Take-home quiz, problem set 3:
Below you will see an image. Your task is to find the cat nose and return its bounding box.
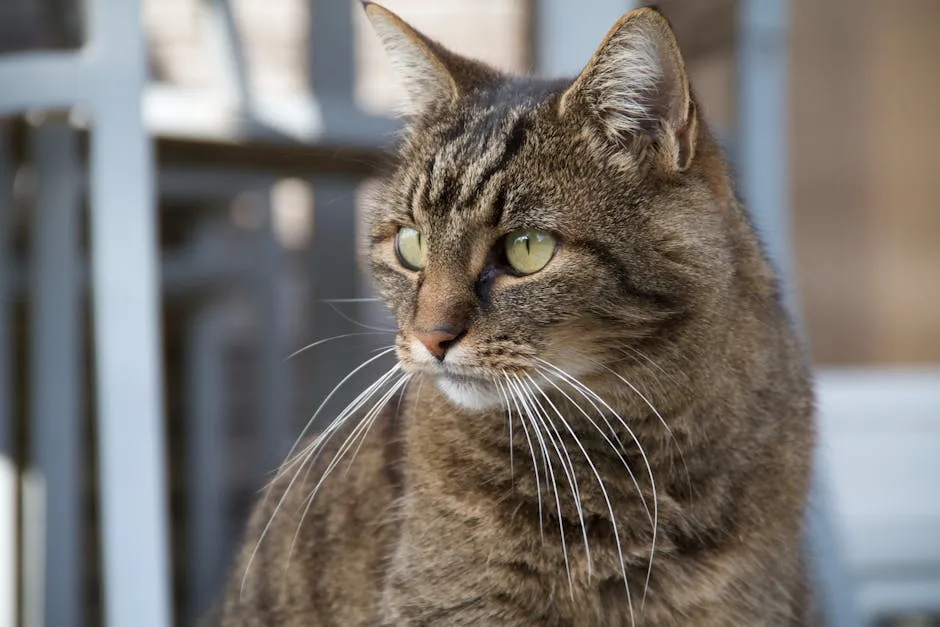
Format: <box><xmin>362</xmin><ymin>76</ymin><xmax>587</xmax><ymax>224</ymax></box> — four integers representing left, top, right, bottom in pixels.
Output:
<box><xmin>413</xmin><ymin>326</ymin><xmax>464</xmax><ymax>360</ymax></box>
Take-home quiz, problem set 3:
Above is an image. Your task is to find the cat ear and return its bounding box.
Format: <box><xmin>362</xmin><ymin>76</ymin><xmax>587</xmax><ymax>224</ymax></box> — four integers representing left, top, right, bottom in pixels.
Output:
<box><xmin>560</xmin><ymin>8</ymin><xmax>697</xmax><ymax>171</ymax></box>
<box><xmin>363</xmin><ymin>2</ymin><xmax>494</xmax><ymax>115</ymax></box>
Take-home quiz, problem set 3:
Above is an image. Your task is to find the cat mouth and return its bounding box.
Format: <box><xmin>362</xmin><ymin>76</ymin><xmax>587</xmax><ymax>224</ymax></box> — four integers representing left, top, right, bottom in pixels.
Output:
<box><xmin>433</xmin><ymin>369</ymin><xmax>503</xmax><ymax>411</ymax></box>
<box><xmin>438</xmin><ymin>370</ymin><xmax>491</xmax><ymax>385</ymax></box>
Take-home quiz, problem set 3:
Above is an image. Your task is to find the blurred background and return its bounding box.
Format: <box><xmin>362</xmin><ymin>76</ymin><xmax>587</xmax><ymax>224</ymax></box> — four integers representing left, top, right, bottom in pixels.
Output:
<box><xmin>0</xmin><ymin>0</ymin><xmax>937</xmax><ymax>626</ymax></box>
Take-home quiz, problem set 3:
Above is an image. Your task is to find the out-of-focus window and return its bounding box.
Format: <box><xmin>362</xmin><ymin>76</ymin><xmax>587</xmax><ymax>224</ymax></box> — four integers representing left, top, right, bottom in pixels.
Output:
<box><xmin>145</xmin><ymin>0</ymin><xmax>311</xmax><ymax>95</ymax></box>
<box><xmin>145</xmin><ymin>0</ymin><xmax>211</xmax><ymax>87</ymax></box>
<box><xmin>354</xmin><ymin>0</ymin><xmax>530</xmax><ymax>115</ymax></box>
<box><xmin>145</xmin><ymin>0</ymin><xmax>529</xmax><ymax>116</ymax></box>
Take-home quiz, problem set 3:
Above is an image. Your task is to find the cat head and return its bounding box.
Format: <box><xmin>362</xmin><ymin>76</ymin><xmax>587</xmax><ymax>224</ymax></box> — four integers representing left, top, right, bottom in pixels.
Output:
<box><xmin>364</xmin><ymin>3</ymin><xmax>740</xmax><ymax>411</ymax></box>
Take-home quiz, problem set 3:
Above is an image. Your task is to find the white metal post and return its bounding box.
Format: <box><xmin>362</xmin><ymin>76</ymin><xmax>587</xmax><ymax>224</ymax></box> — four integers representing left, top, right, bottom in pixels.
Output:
<box><xmin>0</xmin><ymin>124</ymin><xmax>16</xmax><ymax>627</ymax></box>
<box><xmin>85</xmin><ymin>0</ymin><xmax>172</xmax><ymax>623</ymax></box>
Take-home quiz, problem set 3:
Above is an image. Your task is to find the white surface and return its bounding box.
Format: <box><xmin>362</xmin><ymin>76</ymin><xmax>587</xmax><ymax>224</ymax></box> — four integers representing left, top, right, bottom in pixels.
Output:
<box><xmin>0</xmin><ymin>460</ymin><xmax>15</xmax><ymax>627</ymax></box>
<box><xmin>816</xmin><ymin>368</ymin><xmax>940</xmax><ymax>618</ymax></box>
<box><xmin>143</xmin><ymin>84</ymin><xmax>324</xmax><ymax>142</ymax></box>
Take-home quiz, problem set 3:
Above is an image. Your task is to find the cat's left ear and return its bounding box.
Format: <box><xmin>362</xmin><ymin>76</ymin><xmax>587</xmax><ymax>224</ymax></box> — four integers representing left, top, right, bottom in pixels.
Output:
<box><xmin>363</xmin><ymin>2</ymin><xmax>497</xmax><ymax>115</ymax></box>
<box><xmin>560</xmin><ymin>8</ymin><xmax>697</xmax><ymax>172</ymax></box>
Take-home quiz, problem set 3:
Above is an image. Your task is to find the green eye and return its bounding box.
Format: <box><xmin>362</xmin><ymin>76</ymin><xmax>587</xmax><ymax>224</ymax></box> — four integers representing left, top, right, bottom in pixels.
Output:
<box><xmin>504</xmin><ymin>229</ymin><xmax>557</xmax><ymax>275</ymax></box>
<box><xmin>395</xmin><ymin>226</ymin><xmax>427</xmax><ymax>270</ymax></box>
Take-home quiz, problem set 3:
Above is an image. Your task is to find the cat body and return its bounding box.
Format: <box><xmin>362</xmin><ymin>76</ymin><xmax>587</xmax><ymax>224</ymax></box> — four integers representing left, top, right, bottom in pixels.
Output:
<box><xmin>212</xmin><ymin>5</ymin><xmax>815</xmax><ymax>625</ymax></box>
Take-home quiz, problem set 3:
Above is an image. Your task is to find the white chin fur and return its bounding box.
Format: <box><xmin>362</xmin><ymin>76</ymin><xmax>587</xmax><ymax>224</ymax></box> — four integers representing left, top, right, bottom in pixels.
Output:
<box><xmin>435</xmin><ymin>376</ymin><xmax>503</xmax><ymax>411</ymax></box>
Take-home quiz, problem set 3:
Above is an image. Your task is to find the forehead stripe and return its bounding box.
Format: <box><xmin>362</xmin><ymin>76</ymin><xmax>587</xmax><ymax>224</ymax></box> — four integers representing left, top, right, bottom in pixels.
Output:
<box><xmin>460</xmin><ymin>115</ymin><xmax>528</xmax><ymax>210</ymax></box>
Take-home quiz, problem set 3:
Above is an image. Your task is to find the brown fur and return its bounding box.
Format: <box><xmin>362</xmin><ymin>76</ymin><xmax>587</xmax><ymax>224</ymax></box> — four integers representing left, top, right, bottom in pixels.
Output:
<box><xmin>211</xmin><ymin>5</ymin><xmax>815</xmax><ymax>625</ymax></box>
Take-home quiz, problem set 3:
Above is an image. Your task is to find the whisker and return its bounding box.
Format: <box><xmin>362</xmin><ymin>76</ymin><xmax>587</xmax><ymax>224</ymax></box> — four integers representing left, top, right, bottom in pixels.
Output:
<box><xmin>518</xmin><ymin>374</ymin><xmax>593</xmax><ymax>579</ymax></box>
<box><xmin>240</xmin><ymin>359</ymin><xmax>400</xmax><ymax>599</ymax></box>
<box><xmin>258</xmin><ymin>360</ymin><xmax>401</xmax><ymax>536</ymax></box>
<box><xmin>301</xmin><ymin>377</ymin><xmax>409</xmax><ymax>520</ymax></box>
<box><xmin>508</xmin><ymin>386</ymin><xmax>515</xmax><ymax>486</ymax></box>
<box><xmin>593</xmin><ymin>359</ymin><xmax>692</xmax><ymax>497</ymax></box>
<box><xmin>587</xmin><ymin>358</ymin><xmax>688</xmax><ymax>606</ymax></box>
<box><xmin>327</xmin><ymin>301</ymin><xmax>398</xmax><ymax>333</ymax></box>
<box><xmin>527</xmin><ymin>372</ymin><xmax>636</xmax><ymax>625</ymax></box>
<box><xmin>319</xmin><ymin>297</ymin><xmax>382</xmax><ymax>303</ymax></box>
<box><xmin>284</xmin><ymin>374</ymin><xmax>411</xmax><ymax>575</ymax></box>
<box><xmin>491</xmin><ymin>377</ymin><xmax>514</xmax><ymax>486</ymax></box>
<box><xmin>280</xmin><ymin>364</ymin><xmax>402</xmax><ymax>487</ymax></box>
<box><xmin>258</xmin><ymin>357</ymin><xmax>400</xmax><ymax>548</ymax></box>
<box><xmin>395</xmin><ymin>373</ymin><xmax>409</xmax><ymax>415</ymax></box>
<box><xmin>506</xmin><ymin>374</ymin><xmax>573</xmax><ymax>596</ymax></box>
<box><xmin>498</xmin><ymin>373</ymin><xmax>545</xmax><ymax>541</ymax></box>
<box><xmin>344</xmin><ymin>375</ymin><xmax>411</xmax><ymax>477</ymax></box>
<box><xmin>618</xmin><ymin>345</ymin><xmax>670</xmax><ymax>378</ymax></box>
<box><xmin>307</xmin><ymin>374</ymin><xmax>410</xmax><ymax>501</ymax></box>
<box><xmin>286</xmin><ymin>332</ymin><xmax>394</xmax><ymax>362</ymax></box>
<box><xmin>533</xmin><ymin>366</ymin><xmax>652</xmax><ymax>526</ymax></box>
<box><xmin>608</xmin><ymin>346</ymin><xmax>672</xmax><ymax>407</ymax></box>
<box><xmin>535</xmin><ymin>357</ymin><xmax>659</xmax><ymax>611</ymax></box>
<box><xmin>275</xmin><ymin>347</ymin><xmax>398</xmax><ymax>480</ymax></box>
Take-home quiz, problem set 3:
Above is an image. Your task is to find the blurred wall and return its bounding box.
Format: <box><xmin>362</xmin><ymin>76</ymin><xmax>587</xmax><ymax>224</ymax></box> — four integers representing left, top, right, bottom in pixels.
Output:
<box><xmin>791</xmin><ymin>0</ymin><xmax>940</xmax><ymax>365</ymax></box>
<box><xmin>661</xmin><ymin>0</ymin><xmax>940</xmax><ymax>367</ymax></box>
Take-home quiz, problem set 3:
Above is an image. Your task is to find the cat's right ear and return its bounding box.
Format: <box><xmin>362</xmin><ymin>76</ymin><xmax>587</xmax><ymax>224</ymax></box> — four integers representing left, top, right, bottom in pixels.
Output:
<box><xmin>363</xmin><ymin>2</ymin><xmax>494</xmax><ymax>115</ymax></box>
<box><xmin>559</xmin><ymin>8</ymin><xmax>697</xmax><ymax>172</ymax></box>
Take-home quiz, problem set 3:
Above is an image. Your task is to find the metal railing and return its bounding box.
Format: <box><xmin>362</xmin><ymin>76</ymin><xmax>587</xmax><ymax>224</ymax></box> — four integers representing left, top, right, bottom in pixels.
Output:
<box><xmin>0</xmin><ymin>0</ymin><xmax>168</xmax><ymax>625</ymax></box>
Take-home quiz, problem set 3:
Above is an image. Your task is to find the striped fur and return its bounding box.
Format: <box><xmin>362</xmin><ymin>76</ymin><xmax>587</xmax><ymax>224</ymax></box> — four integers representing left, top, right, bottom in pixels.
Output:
<box><xmin>211</xmin><ymin>4</ymin><xmax>815</xmax><ymax>626</ymax></box>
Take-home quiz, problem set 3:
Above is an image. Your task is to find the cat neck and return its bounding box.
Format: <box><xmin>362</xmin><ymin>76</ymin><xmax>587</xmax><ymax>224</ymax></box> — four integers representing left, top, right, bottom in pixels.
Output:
<box><xmin>398</xmin><ymin>372</ymin><xmax>697</xmax><ymax>526</ymax></box>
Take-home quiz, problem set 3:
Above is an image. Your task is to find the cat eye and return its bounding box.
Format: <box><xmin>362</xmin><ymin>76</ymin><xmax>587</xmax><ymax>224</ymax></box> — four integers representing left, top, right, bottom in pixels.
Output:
<box><xmin>504</xmin><ymin>229</ymin><xmax>557</xmax><ymax>275</ymax></box>
<box><xmin>395</xmin><ymin>226</ymin><xmax>428</xmax><ymax>271</ymax></box>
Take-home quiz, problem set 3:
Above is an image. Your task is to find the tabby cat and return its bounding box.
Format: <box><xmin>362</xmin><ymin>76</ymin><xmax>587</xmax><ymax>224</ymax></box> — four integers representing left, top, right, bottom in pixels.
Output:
<box><xmin>211</xmin><ymin>3</ymin><xmax>816</xmax><ymax>625</ymax></box>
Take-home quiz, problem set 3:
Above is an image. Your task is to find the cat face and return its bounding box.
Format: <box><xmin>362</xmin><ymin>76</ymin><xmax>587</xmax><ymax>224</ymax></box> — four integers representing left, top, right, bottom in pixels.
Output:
<box><xmin>365</xmin><ymin>5</ymin><xmax>732</xmax><ymax>410</ymax></box>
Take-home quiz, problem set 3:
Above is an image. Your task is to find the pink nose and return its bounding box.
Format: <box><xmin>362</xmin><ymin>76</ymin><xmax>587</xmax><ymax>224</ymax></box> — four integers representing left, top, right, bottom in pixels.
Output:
<box><xmin>413</xmin><ymin>327</ymin><xmax>462</xmax><ymax>360</ymax></box>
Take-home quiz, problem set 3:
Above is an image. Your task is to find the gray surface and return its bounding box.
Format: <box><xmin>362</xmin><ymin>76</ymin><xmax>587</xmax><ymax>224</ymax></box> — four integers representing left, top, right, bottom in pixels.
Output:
<box><xmin>185</xmin><ymin>303</ymin><xmax>230</xmax><ymax>626</ymax></box>
<box><xmin>534</xmin><ymin>0</ymin><xmax>633</xmax><ymax>78</ymax></box>
<box><xmin>0</xmin><ymin>127</ymin><xmax>9</xmax><ymax>456</ymax></box>
<box><xmin>311</xmin><ymin>0</ymin><xmax>355</xmax><ymax>101</ymax></box>
<box><xmin>311</xmin><ymin>0</ymin><xmax>399</xmax><ymax>146</ymax></box>
<box><xmin>308</xmin><ymin>176</ymin><xmax>370</xmax><ymax>430</ymax></box>
<box><xmin>255</xmin><ymin>189</ymin><xmax>293</xmax><ymax>475</ymax></box>
<box><xmin>28</xmin><ymin>119</ymin><xmax>83</xmax><ymax>627</ymax></box>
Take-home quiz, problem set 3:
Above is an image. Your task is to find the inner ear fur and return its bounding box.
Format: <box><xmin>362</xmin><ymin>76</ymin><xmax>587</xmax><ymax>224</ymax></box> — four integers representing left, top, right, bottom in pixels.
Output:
<box><xmin>560</xmin><ymin>7</ymin><xmax>698</xmax><ymax>172</ymax></box>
